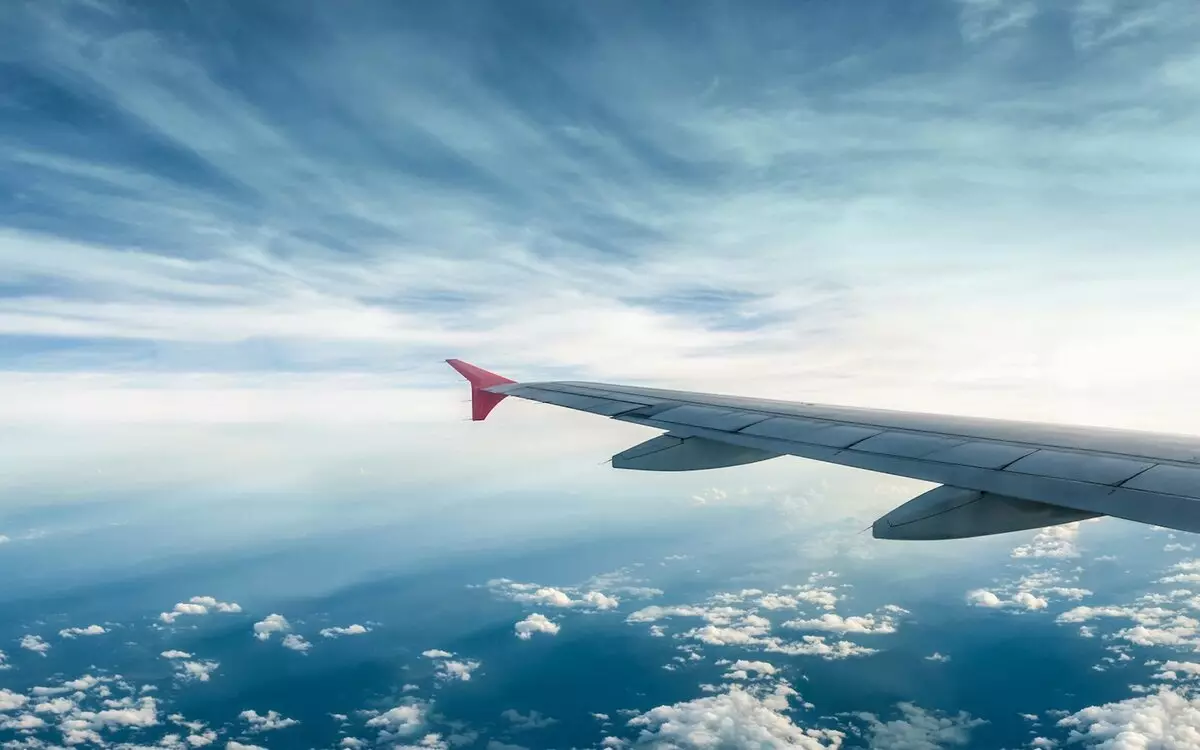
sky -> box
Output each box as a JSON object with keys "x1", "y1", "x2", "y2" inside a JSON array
[{"x1": 2, "y1": 0, "x2": 1200, "y2": 748}]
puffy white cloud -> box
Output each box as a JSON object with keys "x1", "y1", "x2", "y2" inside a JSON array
[
  {"x1": 1011, "y1": 523, "x2": 1082, "y2": 559},
  {"x1": 189, "y1": 596, "x2": 242, "y2": 613},
  {"x1": 782, "y1": 587, "x2": 841, "y2": 611},
  {"x1": 1057, "y1": 606, "x2": 1138, "y2": 624},
  {"x1": 581, "y1": 591, "x2": 620, "y2": 610},
  {"x1": 162, "y1": 650, "x2": 193, "y2": 659},
  {"x1": 35, "y1": 696, "x2": 77, "y2": 714},
  {"x1": 626, "y1": 605, "x2": 710, "y2": 623},
  {"x1": 58, "y1": 625, "x2": 106, "y2": 638},
  {"x1": 628, "y1": 683, "x2": 843, "y2": 749},
  {"x1": 488, "y1": 579, "x2": 623, "y2": 611},
  {"x1": 320, "y1": 624, "x2": 370, "y2": 638},
  {"x1": 227, "y1": 743, "x2": 267, "y2": 750},
  {"x1": 177, "y1": 660, "x2": 220, "y2": 682},
  {"x1": 160, "y1": 596, "x2": 241, "y2": 623},
  {"x1": 723, "y1": 660, "x2": 778, "y2": 680},
  {"x1": 515, "y1": 613, "x2": 560, "y2": 640},
  {"x1": 0, "y1": 689, "x2": 29, "y2": 711},
  {"x1": 423, "y1": 649, "x2": 453, "y2": 658},
  {"x1": 782, "y1": 613, "x2": 897, "y2": 635},
  {"x1": 1154, "y1": 660, "x2": 1200, "y2": 681},
  {"x1": 240, "y1": 709, "x2": 299, "y2": 732},
  {"x1": 1057, "y1": 688, "x2": 1200, "y2": 747},
  {"x1": 859, "y1": 701, "x2": 986, "y2": 749},
  {"x1": 436, "y1": 659, "x2": 481, "y2": 682},
  {"x1": 281, "y1": 634, "x2": 311, "y2": 652},
  {"x1": 0, "y1": 650, "x2": 8, "y2": 670},
  {"x1": 925, "y1": 652, "x2": 951, "y2": 663},
  {"x1": 966, "y1": 589, "x2": 1047, "y2": 610},
  {"x1": 515, "y1": 587, "x2": 574, "y2": 607},
  {"x1": 366, "y1": 702, "x2": 428, "y2": 742},
  {"x1": 763, "y1": 635, "x2": 877, "y2": 660},
  {"x1": 19, "y1": 635, "x2": 49, "y2": 655},
  {"x1": 1, "y1": 713, "x2": 46, "y2": 730},
  {"x1": 252, "y1": 614, "x2": 290, "y2": 640}
]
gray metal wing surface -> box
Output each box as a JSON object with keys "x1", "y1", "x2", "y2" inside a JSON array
[{"x1": 447, "y1": 360, "x2": 1200, "y2": 540}]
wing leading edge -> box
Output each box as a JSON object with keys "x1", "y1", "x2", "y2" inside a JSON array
[{"x1": 447, "y1": 360, "x2": 1200, "y2": 540}]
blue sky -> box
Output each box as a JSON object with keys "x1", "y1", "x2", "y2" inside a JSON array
[
  {"x1": 2, "y1": 0, "x2": 1199, "y2": 534},
  {"x1": 2, "y1": 2, "x2": 1200, "y2": 747}
]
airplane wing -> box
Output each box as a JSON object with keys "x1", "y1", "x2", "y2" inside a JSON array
[{"x1": 446, "y1": 359, "x2": 1200, "y2": 540}]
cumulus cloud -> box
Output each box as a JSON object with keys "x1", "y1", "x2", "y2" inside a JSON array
[
  {"x1": 281, "y1": 634, "x2": 312, "y2": 652},
  {"x1": 0, "y1": 689, "x2": 29, "y2": 711},
  {"x1": 966, "y1": 589, "x2": 1047, "y2": 610},
  {"x1": 859, "y1": 702, "x2": 986, "y2": 749},
  {"x1": 421, "y1": 648, "x2": 481, "y2": 680},
  {"x1": 0, "y1": 650, "x2": 10, "y2": 670},
  {"x1": 240, "y1": 709, "x2": 299, "y2": 732},
  {"x1": 58, "y1": 624, "x2": 107, "y2": 638},
  {"x1": 160, "y1": 596, "x2": 241, "y2": 623},
  {"x1": 1057, "y1": 688, "x2": 1200, "y2": 747},
  {"x1": 1153, "y1": 661, "x2": 1200, "y2": 681},
  {"x1": 723, "y1": 660, "x2": 778, "y2": 680},
  {"x1": 763, "y1": 635, "x2": 877, "y2": 660},
  {"x1": 436, "y1": 659, "x2": 481, "y2": 682},
  {"x1": 514, "y1": 613, "x2": 560, "y2": 640},
  {"x1": 628, "y1": 683, "x2": 843, "y2": 749},
  {"x1": 487, "y1": 579, "x2": 621, "y2": 611},
  {"x1": 252, "y1": 614, "x2": 291, "y2": 641},
  {"x1": 627, "y1": 586, "x2": 882, "y2": 660},
  {"x1": 925, "y1": 652, "x2": 951, "y2": 663},
  {"x1": 1011, "y1": 524, "x2": 1083, "y2": 560},
  {"x1": 19, "y1": 634, "x2": 50, "y2": 655},
  {"x1": 320, "y1": 624, "x2": 371, "y2": 638},
  {"x1": 366, "y1": 702, "x2": 428, "y2": 743},
  {"x1": 782, "y1": 613, "x2": 898, "y2": 635}
]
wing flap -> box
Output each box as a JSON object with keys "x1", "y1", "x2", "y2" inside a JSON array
[{"x1": 872, "y1": 486, "x2": 1103, "y2": 540}]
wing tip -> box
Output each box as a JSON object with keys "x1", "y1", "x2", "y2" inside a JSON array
[{"x1": 446, "y1": 359, "x2": 516, "y2": 421}]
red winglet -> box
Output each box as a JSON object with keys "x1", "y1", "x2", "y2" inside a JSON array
[{"x1": 446, "y1": 359, "x2": 516, "y2": 421}]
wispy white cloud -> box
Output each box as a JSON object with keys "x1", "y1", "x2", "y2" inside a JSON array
[{"x1": 1, "y1": 0, "x2": 1197, "y2": 452}]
